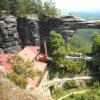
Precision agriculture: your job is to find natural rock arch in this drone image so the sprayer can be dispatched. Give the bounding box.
[40,15,100,43]
[0,14,100,52]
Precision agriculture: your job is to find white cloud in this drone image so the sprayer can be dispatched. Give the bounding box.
[53,0,100,12]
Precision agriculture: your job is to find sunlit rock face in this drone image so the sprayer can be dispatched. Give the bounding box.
[0,15,21,53]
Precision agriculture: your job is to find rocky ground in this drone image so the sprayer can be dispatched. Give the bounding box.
[0,75,51,100]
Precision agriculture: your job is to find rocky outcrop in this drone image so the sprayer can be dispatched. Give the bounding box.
[0,76,51,100]
[0,14,40,53]
[0,14,100,53]
[17,14,40,47]
[0,15,21,53]
[40,15,99,43]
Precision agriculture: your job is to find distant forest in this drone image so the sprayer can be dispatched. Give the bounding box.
[67,29,100,53]
[75,29,100,43]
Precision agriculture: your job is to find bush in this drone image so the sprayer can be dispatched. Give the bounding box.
[86,79,100,89]
[92,59,100,71]
[64,60,86,74]
[64,80,76,89]
[7,73,28,89]
[8,54,36,78]
[92,32,100,55]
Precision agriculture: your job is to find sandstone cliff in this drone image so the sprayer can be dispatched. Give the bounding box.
[0,14,100,53]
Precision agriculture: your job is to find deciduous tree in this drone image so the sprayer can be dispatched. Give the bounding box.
[49,31,66,67]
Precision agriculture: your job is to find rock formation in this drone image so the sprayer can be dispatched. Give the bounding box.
[40,15,99,43]
[0,14,100,53]
[0,15,21,53]
[17,14,40,47]
[0,76,51,100]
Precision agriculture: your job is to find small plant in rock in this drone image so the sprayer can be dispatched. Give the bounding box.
[7,73,28,89]
[8,54,35,78]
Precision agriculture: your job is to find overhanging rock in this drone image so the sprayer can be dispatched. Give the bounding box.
[0,14,100,53]
[40,15,100,43]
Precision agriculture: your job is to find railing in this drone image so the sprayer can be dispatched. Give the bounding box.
[65,56,92,61]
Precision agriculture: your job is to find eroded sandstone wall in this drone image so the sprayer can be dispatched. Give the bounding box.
[0,14,40,53]
[40,16,96,43]
[17,14,40,47]
[0,15,99,53]
[0,15,21,53]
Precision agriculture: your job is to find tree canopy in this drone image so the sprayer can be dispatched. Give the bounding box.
[49,31,66,67]
[0,0,60,17]
[92,32,100,55]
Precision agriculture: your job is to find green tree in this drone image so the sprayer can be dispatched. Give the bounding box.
[66,35,92,54]
[0,0,9,16]
[49,31,66,67]
[43,1,60,17]
[64,60,86,74]
[92,32,100,54]
[0,0,9,11]
[0,0,59,17]
[8,0,19,16]
[91,32,100,72]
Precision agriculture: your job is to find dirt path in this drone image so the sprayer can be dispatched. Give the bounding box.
[46,76,94,86]
[58,90,90,100]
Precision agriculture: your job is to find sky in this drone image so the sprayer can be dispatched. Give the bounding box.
[51,0,100,12]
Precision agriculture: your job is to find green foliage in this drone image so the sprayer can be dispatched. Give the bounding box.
[0,0,59,17]
[53,88,68,100]
[92,32,100,54]
[7,73,28,88]
[66,87,100,100]
[66,35,92,54]
[91,32,100,72]
[64,80,76,89]
[49,69,57,79]
[64,60,86,74]
[0,48,3,53]
[53,79,100,100]
[0,0,9,11]
[8,54,36,78]
[43,1,60,17]
[49,31,66,67]
[76,29,100,43]
[92,58,100,71]
[86,79,100,88]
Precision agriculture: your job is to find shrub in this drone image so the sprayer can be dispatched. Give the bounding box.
[64,80,76,89]
[8,54,36,78]
[92,32,100,54]
[86,79,100,88]
[7,73,28,89]
[64,60,86,74]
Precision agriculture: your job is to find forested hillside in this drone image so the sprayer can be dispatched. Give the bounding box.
[66,29,100,53]
[0,0,60,17]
